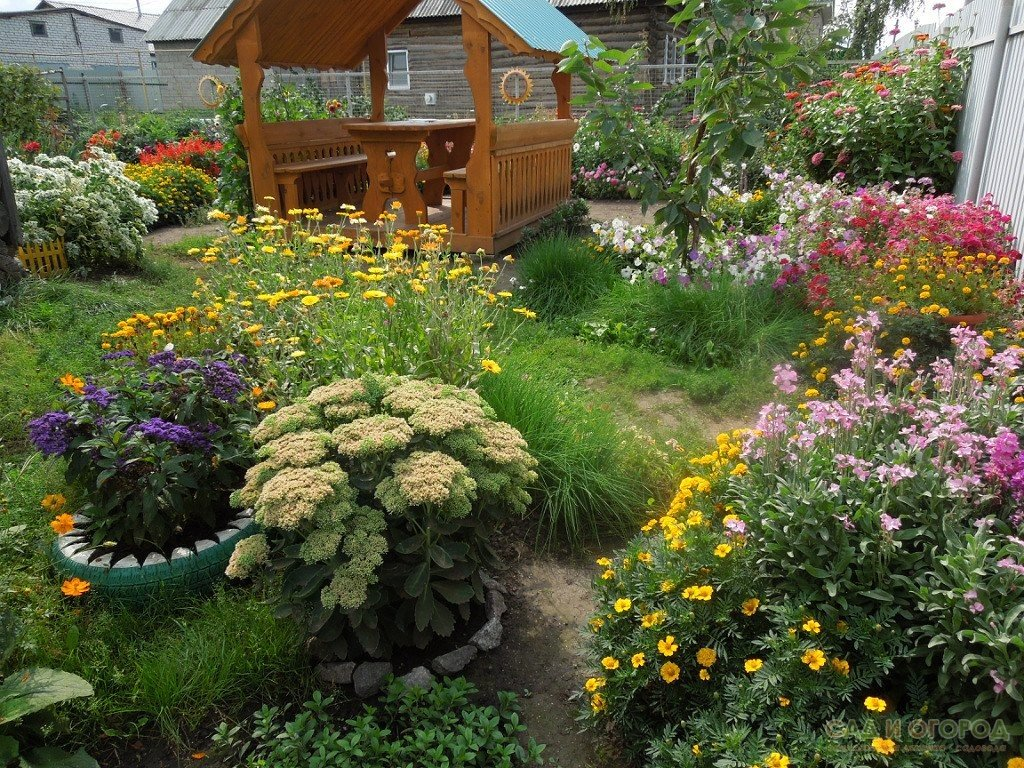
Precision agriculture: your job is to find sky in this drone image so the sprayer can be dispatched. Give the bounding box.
[0,0,966,28]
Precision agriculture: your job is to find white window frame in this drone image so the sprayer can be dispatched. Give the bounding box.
[662,34,687,84]
[30,20,48,37]
[387,49,411,91]
[109,27,124,44]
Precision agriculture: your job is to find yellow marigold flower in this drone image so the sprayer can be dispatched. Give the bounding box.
[802,618,822,634]
[584,677,605,692]
[614,597,632,613]
[59,373,85,395]
[698,668,710,681]
[41,493,67,512]
[659,579,674,592]
[832,658,851,676]
[595,557,612,567]
[631,652,646,668]
[50,513,75,536]
[660,661,680,683]
[481,359,502,375]
[682,585,714,601]
[637,551,652,564]
[871,738,896,756]
[590,692,606,712]
[741,597,760,616]
[1008,758,1024,768]
[301,295,321,307]
[778,696,791,707]
[658,636,679,656]
[61,578,90,597]
[765,753,791,768]
[601,656,619,670]
[696,647,717,667]
[257,400,277,411]
[590,617,604,632]
[362,290,388,300]
[802,649,826,671]
[865,696,887,712]
[641,611,665,628]
[744,658,763,673]
[600,569,615,580]
[714,543,732,558]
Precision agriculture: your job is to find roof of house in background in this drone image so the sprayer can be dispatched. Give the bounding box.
[408,0,632,17]
[32,0,161,30]
[146,0,234,42]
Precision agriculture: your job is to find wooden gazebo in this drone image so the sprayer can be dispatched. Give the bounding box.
[194,0,589,253]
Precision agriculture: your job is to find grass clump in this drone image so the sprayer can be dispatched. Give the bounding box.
[517,234,619,320]
[478,366,668,551]
[582,278,813,368]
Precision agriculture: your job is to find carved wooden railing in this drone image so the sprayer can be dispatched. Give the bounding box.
[489,120,576,235]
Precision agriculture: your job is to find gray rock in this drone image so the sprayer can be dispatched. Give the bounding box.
[432,644,477,675]
[485,589,507,620]
[469,617,503,651]
[142,552,167,567]
[353,662,392,698]
[480,570,507,595]
[316,661,356,686]
[398,666,435,690]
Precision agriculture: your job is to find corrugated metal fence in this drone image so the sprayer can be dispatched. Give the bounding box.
[898,0,1024,266]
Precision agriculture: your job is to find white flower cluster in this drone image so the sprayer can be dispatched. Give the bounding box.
[9,150,157,272]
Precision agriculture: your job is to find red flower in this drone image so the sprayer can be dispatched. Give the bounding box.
[22,140,41,153]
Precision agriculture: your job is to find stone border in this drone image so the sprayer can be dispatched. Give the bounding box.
[316,570,509,698]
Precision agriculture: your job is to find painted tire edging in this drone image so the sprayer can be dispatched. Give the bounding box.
[52,511,257,601]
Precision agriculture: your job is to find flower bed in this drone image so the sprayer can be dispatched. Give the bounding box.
[124,162,216,224]
[584,321,1024,766]
[138,135,223,178]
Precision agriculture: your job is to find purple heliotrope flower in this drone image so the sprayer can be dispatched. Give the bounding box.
[83,384,116,409]
[101,349,136,362]
[147,351,200,373]
[130,417,216,452]
[27,411,74,456]
[202,360,245,402]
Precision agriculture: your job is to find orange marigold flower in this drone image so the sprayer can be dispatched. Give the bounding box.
[61,578,90,597]
[50,514,75,536]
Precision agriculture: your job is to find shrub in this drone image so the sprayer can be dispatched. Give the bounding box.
[572,112,684,200]
[478,368,663,549]
[707,187,780,235]
[9,151,157,272]
[138,135,223,177]
[583,322,1024,765]
[124,162,216,224]
[775,35,968,190]
[103,209,531,392]
[212,678,545,767]
[517,234,619,319]
[227,374,537,659]
[0,63,60,149]
[27,350,257,552]
[520,197,591,244]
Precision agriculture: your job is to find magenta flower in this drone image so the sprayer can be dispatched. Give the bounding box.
[811,151,825,167]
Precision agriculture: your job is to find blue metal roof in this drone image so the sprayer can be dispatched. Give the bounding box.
[478,0,590,55]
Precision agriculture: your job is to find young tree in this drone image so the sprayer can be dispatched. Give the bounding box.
[835,0,925,58]
[561,0,841,251]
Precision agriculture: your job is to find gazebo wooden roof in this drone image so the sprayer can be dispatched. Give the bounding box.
[194,0,589,253]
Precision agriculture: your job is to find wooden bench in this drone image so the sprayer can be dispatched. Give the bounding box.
[444,167,468,233]
[236,118,370,214]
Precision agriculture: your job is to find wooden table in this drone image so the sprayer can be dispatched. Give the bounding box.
[347,119,476,227]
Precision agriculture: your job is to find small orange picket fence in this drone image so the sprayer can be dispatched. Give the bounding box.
[17,240,68,277]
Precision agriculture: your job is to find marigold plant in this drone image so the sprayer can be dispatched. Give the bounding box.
[124,162,216,224]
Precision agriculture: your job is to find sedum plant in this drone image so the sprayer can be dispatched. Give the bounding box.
[227,374,537,659]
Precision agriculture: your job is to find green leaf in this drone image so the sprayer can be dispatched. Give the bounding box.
[404,562,430,598]
[428,544,454,570]
[22,747,99,768]
[0,669,93,725]
[433,580,475,605]
[414,589,434,632]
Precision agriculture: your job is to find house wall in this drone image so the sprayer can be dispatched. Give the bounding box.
[0,10,149,68]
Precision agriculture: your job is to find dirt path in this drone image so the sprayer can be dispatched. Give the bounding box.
[472,554,601,768]
[587,199,659,227]
[144,222,221,247]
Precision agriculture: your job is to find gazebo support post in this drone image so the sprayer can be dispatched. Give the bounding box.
[462,12,494,238]
[368,30,388,122]
[236,16,278,211]
[552,68,571,119]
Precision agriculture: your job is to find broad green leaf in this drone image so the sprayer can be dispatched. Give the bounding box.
[0,669,93,725]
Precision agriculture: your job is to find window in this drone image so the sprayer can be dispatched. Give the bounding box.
[387,49,410,91]
[109,27,124,44]
[30,21,47,37]
[662,34,687,84]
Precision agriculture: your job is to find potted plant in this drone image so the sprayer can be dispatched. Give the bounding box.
[29,349,259,600]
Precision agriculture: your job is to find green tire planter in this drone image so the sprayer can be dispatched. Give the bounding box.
[52,511,257,602]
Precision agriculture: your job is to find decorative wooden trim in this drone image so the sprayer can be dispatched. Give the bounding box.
[454,0,562,62]
[192,0,259,66]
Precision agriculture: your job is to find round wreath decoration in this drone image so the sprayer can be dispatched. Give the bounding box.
[499,68,534,106]
[198,75,226,108]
